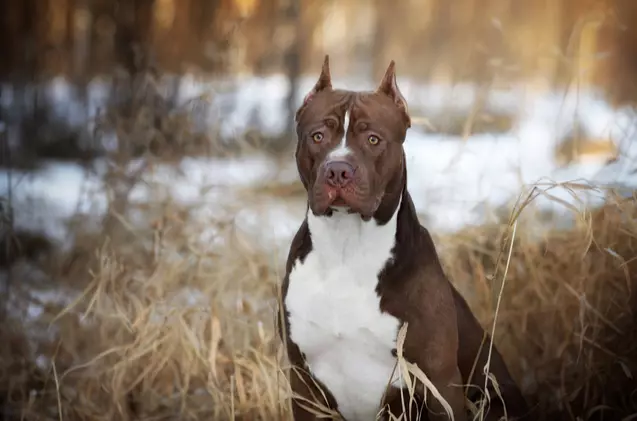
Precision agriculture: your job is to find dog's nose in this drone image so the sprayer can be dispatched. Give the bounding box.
[325,161,355,187]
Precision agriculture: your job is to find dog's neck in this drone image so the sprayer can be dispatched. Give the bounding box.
[304,180,431,290]
[304,154,415,262]
[372,157,408,226]
[306,194,402,268]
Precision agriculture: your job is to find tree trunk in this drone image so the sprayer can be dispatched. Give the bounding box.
[283,0,302,139]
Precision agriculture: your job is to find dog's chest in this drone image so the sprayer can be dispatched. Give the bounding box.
[286,236,403,421]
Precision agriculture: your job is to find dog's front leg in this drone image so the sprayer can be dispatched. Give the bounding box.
[279,321,334,420]
[420,358,466,421]
[277,316,329,420]
[288,363,329,421]
[277,291,335,419]
[399,295,468,421]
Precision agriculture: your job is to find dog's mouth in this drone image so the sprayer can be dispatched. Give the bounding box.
[330,205,357,214]
[326,190,355,211]
[329,195,348,208]
[311,187,383,219]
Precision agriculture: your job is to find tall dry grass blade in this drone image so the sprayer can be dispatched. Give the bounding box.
[396,322,455,421]
[480,220,517,421]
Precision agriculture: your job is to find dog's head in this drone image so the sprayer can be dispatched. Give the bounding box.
[294,56,411,221]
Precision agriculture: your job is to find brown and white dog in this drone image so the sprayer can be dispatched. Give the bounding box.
[278,56,532,421]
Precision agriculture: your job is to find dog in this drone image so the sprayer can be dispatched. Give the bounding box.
[277,56,532,421]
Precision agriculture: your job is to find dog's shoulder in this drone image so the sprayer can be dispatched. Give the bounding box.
[277,218,312,345]
[379,210,457,321]
[281,218,312,296]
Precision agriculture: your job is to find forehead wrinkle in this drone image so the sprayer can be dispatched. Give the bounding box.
[356,94,404,131]
[315,94,353,122]
[348,94,372,124]
[337,93,354,114]
[300,91,347,119]
[325,94,355,158]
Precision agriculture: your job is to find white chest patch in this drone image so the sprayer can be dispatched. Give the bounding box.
[286,203,404,421]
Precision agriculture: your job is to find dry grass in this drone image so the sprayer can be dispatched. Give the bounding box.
[2,67,637,419]
[1,195,291,420]
[441,189,637,420]
[1,176,637,421]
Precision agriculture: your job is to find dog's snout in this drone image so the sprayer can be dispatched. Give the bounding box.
[325,161,355,188]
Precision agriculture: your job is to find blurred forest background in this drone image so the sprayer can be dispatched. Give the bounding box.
[2,0,637,163]
[2,1,637,420]
[1,0,634,85]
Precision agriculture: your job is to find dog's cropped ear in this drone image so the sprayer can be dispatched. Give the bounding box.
[295,55,332,122]
[377,61,411,128]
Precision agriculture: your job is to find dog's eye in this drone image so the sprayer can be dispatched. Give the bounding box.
[311,132,324,143]
[368,135,380,145]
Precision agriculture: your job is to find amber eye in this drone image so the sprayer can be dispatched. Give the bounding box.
[312,132,324,143]
[368,135,380,145]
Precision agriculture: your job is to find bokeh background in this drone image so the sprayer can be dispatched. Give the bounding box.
[1,0,637,420]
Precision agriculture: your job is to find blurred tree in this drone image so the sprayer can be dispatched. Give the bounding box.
[281,0,302,138]
[113,0,156,74]
[606,0,637,106]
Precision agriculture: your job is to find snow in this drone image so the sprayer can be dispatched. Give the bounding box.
[1,72,637,372]
[3,72,635,246]
[0,162,106,244]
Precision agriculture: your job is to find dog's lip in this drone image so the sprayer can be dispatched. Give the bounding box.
[327,192,360,213]
[331,196,348,206]
[330,205,356,214]
[328,197,352,213]
[315,186,384,217]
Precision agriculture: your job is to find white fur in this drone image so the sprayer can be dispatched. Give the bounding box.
[286,201,404,421]
[328,110,352,159]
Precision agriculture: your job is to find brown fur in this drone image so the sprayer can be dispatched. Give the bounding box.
[278,56,533,421]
